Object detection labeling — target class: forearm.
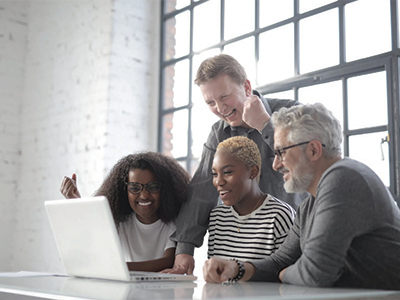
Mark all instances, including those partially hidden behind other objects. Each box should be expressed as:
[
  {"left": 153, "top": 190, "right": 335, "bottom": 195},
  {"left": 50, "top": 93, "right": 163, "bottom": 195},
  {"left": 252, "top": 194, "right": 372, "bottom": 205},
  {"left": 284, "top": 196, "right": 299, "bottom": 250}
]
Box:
[
  {"left": 249, "top": 221, "right": 302, "bottom": 282},
  {"left": 127, "top": 248, "right": 175, "bottom": 272}
]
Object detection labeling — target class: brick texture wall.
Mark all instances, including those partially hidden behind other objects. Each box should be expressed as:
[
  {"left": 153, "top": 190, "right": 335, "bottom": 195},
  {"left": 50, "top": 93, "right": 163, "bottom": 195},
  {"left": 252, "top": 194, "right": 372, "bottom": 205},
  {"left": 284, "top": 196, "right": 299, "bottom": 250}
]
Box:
[
  {"left": 0, "top": 0, "right": 160, "bottom": 272},
  {"left": 0, "top": 0, "right": 27, "bottom": 269}
]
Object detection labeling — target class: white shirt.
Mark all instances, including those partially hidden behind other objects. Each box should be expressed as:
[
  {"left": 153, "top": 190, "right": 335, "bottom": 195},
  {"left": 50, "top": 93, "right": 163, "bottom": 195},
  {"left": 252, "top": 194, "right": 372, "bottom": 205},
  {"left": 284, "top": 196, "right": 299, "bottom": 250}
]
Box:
[{"left": 118, "top": 214, "right": 176, "bottom": 262}]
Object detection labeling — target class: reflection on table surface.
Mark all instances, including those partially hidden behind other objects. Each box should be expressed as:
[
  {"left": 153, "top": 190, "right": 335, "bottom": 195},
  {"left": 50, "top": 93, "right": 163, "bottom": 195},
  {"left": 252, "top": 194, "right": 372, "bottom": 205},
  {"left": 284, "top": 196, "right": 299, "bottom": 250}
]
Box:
[{"left": 0, "top": 275, "right": 399, "bottom": 300}]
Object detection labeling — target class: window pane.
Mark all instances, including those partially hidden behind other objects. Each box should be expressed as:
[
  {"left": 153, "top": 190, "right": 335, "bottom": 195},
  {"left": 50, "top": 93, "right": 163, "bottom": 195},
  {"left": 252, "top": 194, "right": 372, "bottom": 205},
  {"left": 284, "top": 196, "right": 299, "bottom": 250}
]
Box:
[
  {"left": 224, "top": 0, "right": 254, "bottom": 40},
  {"left": 347, "top": 72, "right": 387, "bottom": 130},
  {"left": 164, "top": 11, "right": 190, "bottom": 60},
  {"left": 398, "top": 0, "right": 400, "bottom": 48},
  {"left": 163, "top": 60, "right": 190, "bottom": 109},
  {"left": 299, "top": 0, "right": 336, "bottom": 13},
  {"left": 192, "top": 49, "right": 221, "bottom": 85},
  {"left": 223, "top": 37, "right": 256, "bottom": 84},
  {"left": 165, "top": 0, "right": 191, "bottom": 13},
  {"left": 298, "top": 81, "right": 343, "bottom": 127},
  {"left": 161, "top": 110, "right": 188, "bottom": 158},
  {"left": 265, "top": 90, "right": 295, "bottom": 100},
  {"left": 300, "top": 8, "right": 339, "bottom": 74},
  {"left": 258, "top": 24, "right": 294, "bottom": 85},
  {"left": 259, "top": 0, "right": 293, "bottom": 28},
  {"left": 345, "top": 0, "right": 391, "bottom": 62},
  {"left": 349, "top": 131, "right": 390, "bottom": 186},
  {"left": 193, "top": 0, "right": 220, "bottom": 51},
  {"left": 298, "top": 81, "right": 344, "bottom": 155}
]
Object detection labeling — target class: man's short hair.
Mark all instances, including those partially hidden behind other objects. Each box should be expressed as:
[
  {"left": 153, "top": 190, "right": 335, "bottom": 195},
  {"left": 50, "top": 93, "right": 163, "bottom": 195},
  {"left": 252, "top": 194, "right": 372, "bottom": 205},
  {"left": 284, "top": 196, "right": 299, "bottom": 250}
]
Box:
[
  {"left": 271, "top": 103, "right": 343, "bottom": 158},
  {"left": 194, "top": 54, "right": 247, "bottom": 86}
]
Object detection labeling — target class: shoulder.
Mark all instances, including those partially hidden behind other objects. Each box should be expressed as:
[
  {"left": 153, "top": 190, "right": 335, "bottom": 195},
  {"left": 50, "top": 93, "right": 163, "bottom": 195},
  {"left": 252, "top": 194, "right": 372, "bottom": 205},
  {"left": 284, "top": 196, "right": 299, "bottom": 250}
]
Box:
[
  {"left": 205, "top": 120, "right": 230, "bottom": 147},
  {"left": 262, "top": 195, "right": 296, "bottom": 220},
  {"left": 263, "top": 97, "right": 299, "bottom": 112},
  {"left": 210, "top": 204, "right": 231, "bottom": 215},
  {"left": 316, "top": 158, "right": 385, "bottom": 210},
  {"left": 319, "top": 158, "right": 373, "bottom": 189}
]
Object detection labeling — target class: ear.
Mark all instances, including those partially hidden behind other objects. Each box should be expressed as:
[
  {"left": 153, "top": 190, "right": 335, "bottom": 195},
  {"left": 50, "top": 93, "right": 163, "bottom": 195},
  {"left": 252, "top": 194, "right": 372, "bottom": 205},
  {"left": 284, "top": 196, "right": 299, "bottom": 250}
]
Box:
[
  {"left": 249, "top": 165, "right": 259, "bottom": 179},
  {"left": 308, "top": 140, "right": 324, "bottom": 161},
  {"left": 244, "top": 79, "right": 252, "bottom": 97}
]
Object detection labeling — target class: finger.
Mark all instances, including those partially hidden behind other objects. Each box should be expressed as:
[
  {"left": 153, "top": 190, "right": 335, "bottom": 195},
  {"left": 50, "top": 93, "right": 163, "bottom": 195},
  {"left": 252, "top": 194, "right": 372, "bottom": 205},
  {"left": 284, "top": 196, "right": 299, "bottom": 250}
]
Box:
[
  {"left": 203, "top": 260, "right": 221, "bottom": 283},
  {"left": 219, "top": 267, "right": 232, "bottom": 282},
  {"left": 186, "top": 262, "right": 194, "bottom": 275},
  {"left": 160, "top": 268, "right": 172, "bottom": 273},
  {"left": 167, "top": 266, "right": 186, "bottom": 274},
  {"left": 60, "top": 176, "right": 69, "bottom": 191},
  {"left": 60, "top": 178, "right": 71, "bottom": 195},
  {"left": 203, "top": 261, "right": 214, "bottom": 282},
  {"left": 72, "top": 173, "right": 77, "bottom": 183}
]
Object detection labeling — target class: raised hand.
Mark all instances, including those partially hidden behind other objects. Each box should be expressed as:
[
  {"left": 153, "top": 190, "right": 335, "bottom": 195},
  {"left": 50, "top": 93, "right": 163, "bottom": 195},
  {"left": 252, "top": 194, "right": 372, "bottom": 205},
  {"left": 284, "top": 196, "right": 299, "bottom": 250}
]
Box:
[
  {"left": 60, "top": 173, "right": 81, "bottom": 199},
  {"left": 242, "top": 94, "right": 270, "bottom": 132}
]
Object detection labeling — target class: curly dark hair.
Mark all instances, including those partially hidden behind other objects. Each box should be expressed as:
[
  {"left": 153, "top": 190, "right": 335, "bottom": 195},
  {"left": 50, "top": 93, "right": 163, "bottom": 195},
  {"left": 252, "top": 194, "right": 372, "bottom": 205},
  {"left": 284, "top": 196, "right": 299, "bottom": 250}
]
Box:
[{"left": 94, "top": 152, "right": 190, "bottom": 226}]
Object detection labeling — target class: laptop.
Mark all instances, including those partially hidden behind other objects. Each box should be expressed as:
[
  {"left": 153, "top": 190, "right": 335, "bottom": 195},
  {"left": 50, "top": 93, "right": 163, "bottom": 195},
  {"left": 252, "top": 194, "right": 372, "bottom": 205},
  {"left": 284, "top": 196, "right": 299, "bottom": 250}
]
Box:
[{"left": 44, "top": 196, "right": 197, "bottom": 282}]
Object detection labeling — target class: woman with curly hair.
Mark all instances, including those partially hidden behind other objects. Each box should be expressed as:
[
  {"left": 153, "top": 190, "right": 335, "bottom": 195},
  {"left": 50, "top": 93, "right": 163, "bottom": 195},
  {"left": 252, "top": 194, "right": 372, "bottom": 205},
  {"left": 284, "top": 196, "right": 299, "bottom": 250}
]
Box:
[{"left": 60, "top": 152, "right": 190, "bottom": 272}]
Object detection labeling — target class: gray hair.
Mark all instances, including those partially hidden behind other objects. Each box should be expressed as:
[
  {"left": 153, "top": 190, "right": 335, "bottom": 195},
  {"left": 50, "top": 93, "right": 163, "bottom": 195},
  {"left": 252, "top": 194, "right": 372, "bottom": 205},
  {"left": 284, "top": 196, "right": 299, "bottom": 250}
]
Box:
[{"left": 271, "top": 103, "right": 342, "bottom": 158}]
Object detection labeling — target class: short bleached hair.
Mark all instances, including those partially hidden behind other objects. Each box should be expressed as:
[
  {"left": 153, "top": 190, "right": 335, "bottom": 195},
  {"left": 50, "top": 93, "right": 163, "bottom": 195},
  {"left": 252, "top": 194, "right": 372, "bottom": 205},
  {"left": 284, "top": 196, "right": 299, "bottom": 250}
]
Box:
[{"left": 216, "top": 136, "right": 261, "bottom": 174}]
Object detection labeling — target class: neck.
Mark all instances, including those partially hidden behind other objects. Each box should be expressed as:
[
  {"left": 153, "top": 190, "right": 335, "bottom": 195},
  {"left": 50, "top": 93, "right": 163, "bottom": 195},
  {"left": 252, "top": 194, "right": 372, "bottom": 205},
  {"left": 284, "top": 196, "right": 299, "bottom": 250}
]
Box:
[
  {"left": 308, "top": 156, "right": 342, "bottom": 197},
  {"left": 234, "top": 188, "right": 265, "bottom": 216}
]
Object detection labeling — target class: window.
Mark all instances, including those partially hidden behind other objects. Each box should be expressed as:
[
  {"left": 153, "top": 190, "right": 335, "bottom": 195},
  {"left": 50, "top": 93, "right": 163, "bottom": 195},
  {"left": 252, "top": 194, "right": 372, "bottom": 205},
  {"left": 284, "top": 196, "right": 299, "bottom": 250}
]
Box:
[{"left": 160, "top": 0, "right": 399, "bottom": 198}]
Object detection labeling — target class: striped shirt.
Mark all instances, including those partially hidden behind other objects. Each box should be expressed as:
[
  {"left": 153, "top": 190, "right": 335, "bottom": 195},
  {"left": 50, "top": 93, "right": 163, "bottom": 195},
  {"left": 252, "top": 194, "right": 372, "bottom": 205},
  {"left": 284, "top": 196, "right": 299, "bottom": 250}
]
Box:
[{"left": 207, "top": 195, "right": 295, "bottom": 261}]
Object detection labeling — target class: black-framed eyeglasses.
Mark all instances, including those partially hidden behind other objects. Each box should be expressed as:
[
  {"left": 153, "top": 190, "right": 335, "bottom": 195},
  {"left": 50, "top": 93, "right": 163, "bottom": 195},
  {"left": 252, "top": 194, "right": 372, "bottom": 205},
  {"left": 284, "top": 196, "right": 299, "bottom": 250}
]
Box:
[
  {"left": 125, "top": 182, "right": 162, "bottom": 194},
  {"left": 274, "top": 141, "right": 326, "bottom": 160}
]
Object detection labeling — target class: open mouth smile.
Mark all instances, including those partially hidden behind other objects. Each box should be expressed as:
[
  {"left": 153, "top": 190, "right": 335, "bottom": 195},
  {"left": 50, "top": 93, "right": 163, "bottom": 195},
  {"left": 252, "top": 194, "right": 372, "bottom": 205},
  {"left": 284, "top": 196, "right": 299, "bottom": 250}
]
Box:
[
  {"left": 222, "top": 109, "right": 236, "bottom": 118},
  {"left": 137, "top": 201, "right": 152, "bottom": 206}
]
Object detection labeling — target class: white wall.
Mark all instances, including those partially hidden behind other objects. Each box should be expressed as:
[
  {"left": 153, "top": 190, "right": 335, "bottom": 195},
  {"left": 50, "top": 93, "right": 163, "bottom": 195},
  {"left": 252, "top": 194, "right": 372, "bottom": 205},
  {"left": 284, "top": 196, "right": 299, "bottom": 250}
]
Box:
[
  {"left": 0, "top": 0, "right": 27, "bottom": 269},
  {"left": 0, "top": 0, "right": 160, "bottom": 272}
]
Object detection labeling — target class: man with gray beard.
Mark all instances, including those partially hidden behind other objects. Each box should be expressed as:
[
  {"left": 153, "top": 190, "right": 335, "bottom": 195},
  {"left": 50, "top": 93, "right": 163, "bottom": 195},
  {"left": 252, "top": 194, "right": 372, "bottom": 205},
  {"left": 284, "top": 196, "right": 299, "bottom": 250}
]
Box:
[{"left": 203, "top": 103, "right": 400, "bottom": 290}]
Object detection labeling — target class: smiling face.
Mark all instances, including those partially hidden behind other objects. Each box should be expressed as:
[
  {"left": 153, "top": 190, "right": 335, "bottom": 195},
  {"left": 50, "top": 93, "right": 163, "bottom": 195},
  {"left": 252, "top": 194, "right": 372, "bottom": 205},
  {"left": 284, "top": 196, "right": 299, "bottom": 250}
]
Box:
[
  {"left": 127, "top": 168, "right": 160, "bottom": 224},
  {"left": 272, "top": 128, "right": 314, "bottom": 193},
  {"left": 200, "top": 74, "right": 252, "bottom": 128},
  {"left": 211, "top": 150, "right": 256, "bottom": 210}
]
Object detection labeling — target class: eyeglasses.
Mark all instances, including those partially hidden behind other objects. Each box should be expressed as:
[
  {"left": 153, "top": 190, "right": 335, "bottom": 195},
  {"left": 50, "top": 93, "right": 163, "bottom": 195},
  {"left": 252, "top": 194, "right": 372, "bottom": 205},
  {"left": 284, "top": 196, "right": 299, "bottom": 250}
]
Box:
[
  {"left": 125, "top": 182, "right": 162, "bottom": 194},
  {"left": 274, "top": 141, "right": 326, "bottom": 160}
]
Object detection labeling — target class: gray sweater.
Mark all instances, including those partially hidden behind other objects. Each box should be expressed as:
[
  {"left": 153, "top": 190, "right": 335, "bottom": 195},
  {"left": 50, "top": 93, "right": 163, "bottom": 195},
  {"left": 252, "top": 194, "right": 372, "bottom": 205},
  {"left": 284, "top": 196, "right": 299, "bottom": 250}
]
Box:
[{"left": 250, "top": 158, "right": 400, "bottom": 290}]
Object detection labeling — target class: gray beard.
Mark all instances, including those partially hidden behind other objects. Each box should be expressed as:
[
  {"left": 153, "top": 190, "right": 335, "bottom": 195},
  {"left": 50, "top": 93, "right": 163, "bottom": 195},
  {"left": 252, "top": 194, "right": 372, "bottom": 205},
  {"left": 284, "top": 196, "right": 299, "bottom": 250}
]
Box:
[
  {"left": 284, "top": 171, "right": 313, "bottom": 193},
  {"left": 283, "top": 155, "right": 314, "bottom": 193}
]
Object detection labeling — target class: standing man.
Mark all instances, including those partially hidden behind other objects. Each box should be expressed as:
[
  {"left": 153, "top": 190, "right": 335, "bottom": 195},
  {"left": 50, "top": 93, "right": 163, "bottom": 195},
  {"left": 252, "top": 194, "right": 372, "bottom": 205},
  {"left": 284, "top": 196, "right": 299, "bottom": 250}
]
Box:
[
  {"left": 168, "top": 54, "right": 303, "bottom": 274},
  {"left": 203, "top": 103, "right": 400, "bottom": 290}
]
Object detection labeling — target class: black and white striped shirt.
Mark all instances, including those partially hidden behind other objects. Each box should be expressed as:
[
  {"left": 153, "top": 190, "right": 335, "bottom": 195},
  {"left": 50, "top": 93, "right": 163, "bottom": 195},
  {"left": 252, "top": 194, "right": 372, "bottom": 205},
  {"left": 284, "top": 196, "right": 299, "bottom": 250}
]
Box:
[{"left": 207, "top": 195, "right": 295, "bottom": 261}]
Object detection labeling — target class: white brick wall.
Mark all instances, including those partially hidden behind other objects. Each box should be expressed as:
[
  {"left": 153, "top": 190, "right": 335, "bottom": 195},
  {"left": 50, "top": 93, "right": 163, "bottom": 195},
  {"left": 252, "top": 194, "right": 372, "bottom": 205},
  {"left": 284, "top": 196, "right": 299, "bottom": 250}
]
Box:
[
  {"left": 105, "top": 0, "right": 160, "bottom": 169},
  {"left": 0, "top": 0, "right": 27, "bottom": 270},
  {"left": 0, "top": 0, "right": 160, "bottom": 272}
]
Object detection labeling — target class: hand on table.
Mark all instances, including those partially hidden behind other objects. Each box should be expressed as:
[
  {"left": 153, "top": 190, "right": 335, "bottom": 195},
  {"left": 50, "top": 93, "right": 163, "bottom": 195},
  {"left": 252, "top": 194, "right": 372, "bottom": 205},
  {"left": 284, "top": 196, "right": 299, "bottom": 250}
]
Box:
[{"left": 161, "top": 253, "right": 195, "bottom": 275}]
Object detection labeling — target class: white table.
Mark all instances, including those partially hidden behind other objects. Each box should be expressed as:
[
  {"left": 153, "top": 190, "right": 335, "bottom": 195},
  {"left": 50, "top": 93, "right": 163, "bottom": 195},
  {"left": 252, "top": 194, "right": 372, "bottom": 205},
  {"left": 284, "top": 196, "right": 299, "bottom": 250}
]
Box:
[{"left": 0, "top": 274, "right": 399, "bottom": 300}]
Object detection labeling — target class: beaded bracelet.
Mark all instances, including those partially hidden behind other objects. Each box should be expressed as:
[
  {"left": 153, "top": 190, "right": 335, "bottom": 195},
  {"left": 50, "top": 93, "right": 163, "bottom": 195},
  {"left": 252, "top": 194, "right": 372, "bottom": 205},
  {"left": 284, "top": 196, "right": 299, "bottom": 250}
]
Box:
[{"left": 228, "top": 259, "right": 245, "bottom": 283}]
